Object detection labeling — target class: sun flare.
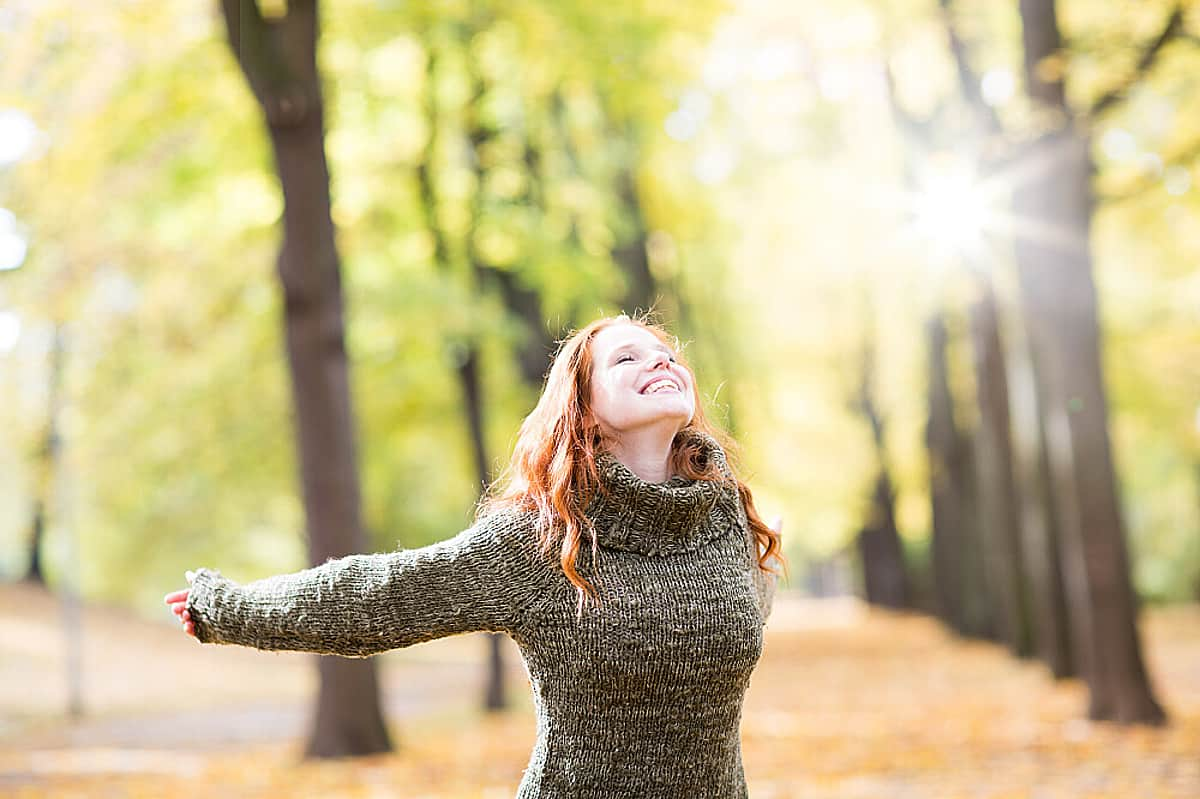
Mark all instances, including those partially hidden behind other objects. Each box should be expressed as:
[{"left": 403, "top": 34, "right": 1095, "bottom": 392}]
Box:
[{"left": 911, "top": 162, "right": 991, "bottom": 257}]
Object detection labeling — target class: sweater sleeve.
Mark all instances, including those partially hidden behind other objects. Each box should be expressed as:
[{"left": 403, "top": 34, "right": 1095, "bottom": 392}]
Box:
[
  {"left": 737, "top": 496, "right": 779, "bottom": 622},
  {"left": 753, "top": 555, "right": 780, "bottom": 621},
  {"left": 185, "top": 509, "right": 549, "bottom": 657}
]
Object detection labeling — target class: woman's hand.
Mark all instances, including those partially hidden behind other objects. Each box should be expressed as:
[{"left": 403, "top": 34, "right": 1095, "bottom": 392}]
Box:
[{"left": 164, "top": 570, "right": 197, "bottom": 638}]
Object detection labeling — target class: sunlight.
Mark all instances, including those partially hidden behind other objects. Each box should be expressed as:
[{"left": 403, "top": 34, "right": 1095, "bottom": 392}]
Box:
[
  {"left": 0, "top": 208, "right": 28, "bottom": 271},
  {"left": 0, "top": 109, "right": 38, "bottom": 166},
  {"left": 911, "top": 161, "right": 990, "bottom": 257},
  {"left": 980, "top": 68, "right": 1015, "bottom": 107},
  {"left": 0, "top": 311, "right": 19, "bottom": 353}
]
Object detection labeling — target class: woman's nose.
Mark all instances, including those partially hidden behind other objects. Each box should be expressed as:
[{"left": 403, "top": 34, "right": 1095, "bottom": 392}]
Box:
[{"left": 648, "top": 352, "right": 670, "bottom": 369}]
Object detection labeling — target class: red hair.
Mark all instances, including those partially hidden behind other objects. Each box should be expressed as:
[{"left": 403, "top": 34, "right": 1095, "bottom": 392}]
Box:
[{"left": 479, "top": 314, "right": 784, "bottom": 607}]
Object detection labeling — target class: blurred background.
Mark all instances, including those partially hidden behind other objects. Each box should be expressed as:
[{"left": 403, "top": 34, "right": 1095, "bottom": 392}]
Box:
[{"left": 1, "top": 0, "right": 1198, "bottom": 796}]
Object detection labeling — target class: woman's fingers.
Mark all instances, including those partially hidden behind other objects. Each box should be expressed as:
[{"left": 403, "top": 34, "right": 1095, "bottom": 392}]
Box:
[
  {"left": 162, "top": 574, "right": 199, "bottom": 637},
  {"left": 770, "top": 516, "right": 784, "bottom": 534},
  {"left": 164, "top": 588, "right": 189, "bottom": 604},
  {"left": 162, "top": 578, "right": 198, "bottom": 637}
]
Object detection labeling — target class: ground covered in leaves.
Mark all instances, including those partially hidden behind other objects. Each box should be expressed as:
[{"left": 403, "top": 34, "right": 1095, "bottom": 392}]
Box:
[{"left": 1, "top": 583, "right": 1197, "bottom": 798}]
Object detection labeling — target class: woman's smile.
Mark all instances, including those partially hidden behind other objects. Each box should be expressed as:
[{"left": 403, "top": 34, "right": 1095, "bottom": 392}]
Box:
[{"left": 641, "top": 377, "right": 681, "bottom": 395}]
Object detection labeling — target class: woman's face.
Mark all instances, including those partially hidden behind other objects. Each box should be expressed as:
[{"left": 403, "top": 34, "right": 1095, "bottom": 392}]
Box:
[{"left": 587, "top": 322, "right": 696, "bottom": 440}]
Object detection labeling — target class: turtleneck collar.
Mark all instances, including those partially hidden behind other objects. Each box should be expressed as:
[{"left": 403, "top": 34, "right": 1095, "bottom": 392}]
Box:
[{"left": 586, "top": 428, "right": 743, "bottom": 557}]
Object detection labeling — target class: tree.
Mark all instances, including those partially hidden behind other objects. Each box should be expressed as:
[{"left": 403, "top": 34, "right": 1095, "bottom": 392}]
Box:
[
  {"left": 966, "top": 279, "right": 1031, "bottom": 656},
  {"left": 852, "top": 326, "right": 910, "bottom": 610},
  {"left": 1010, "top": 0, "right": 1174, "bottom": 724},
  {"left": 925, "top": 313, "right": 992, "bottom": 638},
  {"left": 216, "top": 0, "right": 391, "bottom": 756},
  {"left": 930, "top": 0, "right": 1073, "bottom": 672},
  {"left": 880, "top": 36, "right": 1025, "bottom": 643}
]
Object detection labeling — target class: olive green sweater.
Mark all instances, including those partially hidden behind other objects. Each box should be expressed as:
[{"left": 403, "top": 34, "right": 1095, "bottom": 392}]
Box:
[{"left": 187, "top": 429, "right": 776, "bottom": 798}]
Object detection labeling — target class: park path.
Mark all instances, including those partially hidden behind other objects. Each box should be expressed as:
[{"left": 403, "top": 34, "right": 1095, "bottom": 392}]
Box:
[
  {"left": 0, "top": 581, "right": 506, "bottom": 751},
  {"left": 1, "top": 582, "right": 1198, "bottom": 797}
]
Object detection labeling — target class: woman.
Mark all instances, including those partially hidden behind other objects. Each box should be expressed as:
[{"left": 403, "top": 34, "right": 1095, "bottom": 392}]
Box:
[{"left": 165, "top": 314, "right": 784, "bottom": 798}]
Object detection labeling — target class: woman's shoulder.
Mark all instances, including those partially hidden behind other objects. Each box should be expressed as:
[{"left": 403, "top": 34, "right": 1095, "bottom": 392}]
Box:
[
  {"left": 469, "top": 504, "right": 548, "bottom": 554},
  {"left": 473, "top": 502, "right": 537, "bottom": 531}
]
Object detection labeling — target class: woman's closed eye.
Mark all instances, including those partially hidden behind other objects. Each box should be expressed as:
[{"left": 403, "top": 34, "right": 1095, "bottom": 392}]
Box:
[{"left": 616, "top": 352, "right": 676, "bottom": 364}]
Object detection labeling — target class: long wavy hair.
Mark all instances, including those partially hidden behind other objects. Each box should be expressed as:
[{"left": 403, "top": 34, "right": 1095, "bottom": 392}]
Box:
[{"left": 479, "top": 314, "right": 784, "bottom": 607}]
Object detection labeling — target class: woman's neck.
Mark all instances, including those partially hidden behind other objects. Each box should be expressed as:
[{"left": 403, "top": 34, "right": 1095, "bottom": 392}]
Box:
[{"left": 606, "top": 427, "right": 678, "bottom": 483}]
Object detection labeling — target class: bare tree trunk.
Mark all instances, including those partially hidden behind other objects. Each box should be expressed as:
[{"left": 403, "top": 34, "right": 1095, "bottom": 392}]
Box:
[
  {"left": 967, "top": 279, "right": 1032, "bottom": 656},
  {"left": 956, "top": 434, "right": 995, "bottom": 639},
  {"left": 613, "top": 163, "right": 657, "bottom": 316},
  {"left": 26, "top": 500, "right": 46, "bottom": 583},
  {"left": 1015, "top": 0, "right": 1166, "bottom": 725},
  {"left": 937, "top": 0, "right": 1074, "bottom": 674},
  {"left": 925, "top": 314, "right": 967, "bottom": 630},
  {"left": 419, "top": 33, "right": 511, "bottom": 712},
  {"left": 453, "top": 343, "right": 508, "bottom": 711},
  {"left": 1006, "top": 298, "right": 1075, "bottom": 677},
  {"left": 1195, "top": 462, "right": 1200, "bottom": 602},
  {"left": 853, "top": 330, "right": 910, "bottom": 609},
  {"left": 218, "top": 0, "right": 391, "bottom": 757},
  {"left": 25, "top": 324, "right": 65, "bottom": 585},
  {"left": 857, "top": 472, "right": 909, "bottom": 609},
  {"left": 460, "top": 30, "right": 513, "bottom": 713}
]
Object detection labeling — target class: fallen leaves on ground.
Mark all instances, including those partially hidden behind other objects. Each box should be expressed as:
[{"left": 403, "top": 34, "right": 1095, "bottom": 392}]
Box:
[{"left": 1, "top": 590, "right": 1196, "bottom": 798}]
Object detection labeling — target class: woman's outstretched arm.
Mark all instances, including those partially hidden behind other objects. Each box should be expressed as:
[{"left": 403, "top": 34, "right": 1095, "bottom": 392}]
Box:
[{"left": 163, "top": 509, "right": 551, "bottom": 658}]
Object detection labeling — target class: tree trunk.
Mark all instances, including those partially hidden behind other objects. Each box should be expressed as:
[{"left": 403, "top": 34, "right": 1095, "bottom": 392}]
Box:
[
  {"left": 1006, "top": 295, "right": 1074, "bottom": 677},
  {"left": 26, "top": 503, "right": 46, "bottom": 583},
  {"left": 924, "top": 314, "right": 966, "bottom": 629},
  {"left": 967, "top": 279, "right": 1032, "bottom": 656},
  {"left": 1196, "top": 461, "right": 1200, "bottom": 602},
  {"left": 857, "top": 472, "right": 909, "bottom": 609},
  {"left": 613, "top": 164, "right": 657, "bottom": 316},
  {"left": 955, "top": 434, "right": 995, "bottom": 639},
  {"left": 1012, "top": 138, "right": 1162, "bottom": 720},
  {"left": 25, "top": 324, "right": 64, "bottom": 585},
  {"left": 1015, "top": 0, "right": 1166, "bottom": 725},
  {"left": 455, "top": 344, "right": 508, "bottom": 711},
  {"left": 853, "top": 324, "right": 910, "bottom": 610},
  {"left": 461, "top": 30, "right": 515, "bottom": 713},
  {"left": 219, "top": 0, "right": 392, "bottom": 757}
]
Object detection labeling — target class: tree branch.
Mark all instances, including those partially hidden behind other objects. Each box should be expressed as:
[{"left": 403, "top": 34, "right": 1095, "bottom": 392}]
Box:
[
  {"left": 880, "top": 59, "right": 934, "bottom": 151},
  {"left": 218, "top": 0, "right": 318, "bottom": 126},
  {"left": 878, "top": 58, "right": 938, "bottom": 192},
  {"left": 1018, "top": 0, "right": 1068, "bottom": 112},
  {"left": 220, "top": 0, "right": 266, "bottom": 80},
  {"left": 1087, "top": 5, "right": 1185, "bottom": 119},
  {"left": 939, "top": 0, "right": 1002, "bottom": 135}
]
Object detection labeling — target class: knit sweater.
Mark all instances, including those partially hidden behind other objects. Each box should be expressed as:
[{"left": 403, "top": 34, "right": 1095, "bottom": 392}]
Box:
[{"left": 187, "top": 429, "right": 777, "bottom": 798}]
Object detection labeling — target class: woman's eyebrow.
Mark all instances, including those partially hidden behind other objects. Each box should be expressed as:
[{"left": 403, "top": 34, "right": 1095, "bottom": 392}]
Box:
[{"left": 613, "top": 342, "right": 672, "bottom": 354}]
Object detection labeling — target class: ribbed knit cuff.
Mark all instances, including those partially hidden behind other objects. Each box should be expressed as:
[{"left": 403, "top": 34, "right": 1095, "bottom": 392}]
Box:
[{"left": 186, "top": 567, "right": 228, "bottom": 644}]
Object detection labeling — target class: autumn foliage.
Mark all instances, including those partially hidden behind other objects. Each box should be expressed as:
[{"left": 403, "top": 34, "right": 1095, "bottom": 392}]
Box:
[{"left": 2, "top": 587, "right": 1196, "bottom": 798}]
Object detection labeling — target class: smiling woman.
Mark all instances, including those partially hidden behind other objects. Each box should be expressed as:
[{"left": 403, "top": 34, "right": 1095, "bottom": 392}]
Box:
[
  {"left": 166, "top": 313, "right": 784, "bottom": 798},
  {"left": 585, "top": 322, "right": 697, "bottom": 483}
]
